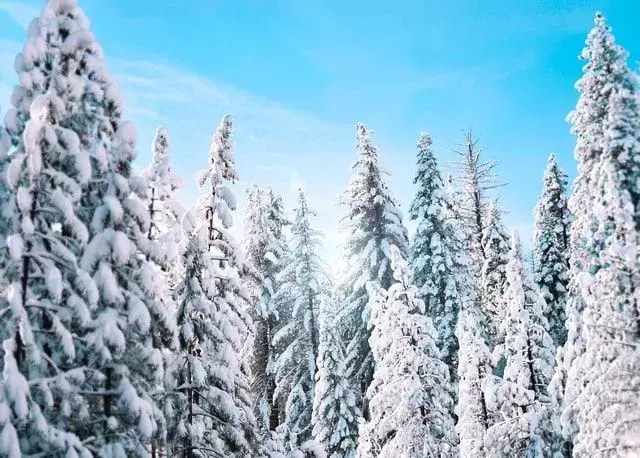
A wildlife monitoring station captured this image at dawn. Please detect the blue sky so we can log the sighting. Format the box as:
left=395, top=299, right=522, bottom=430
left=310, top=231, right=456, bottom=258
left=1, top=0, right=640, bottom=261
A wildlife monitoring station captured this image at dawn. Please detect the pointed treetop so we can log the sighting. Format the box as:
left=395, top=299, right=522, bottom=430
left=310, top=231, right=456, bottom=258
left=355, top=122, right=379, bottom=162
left=197, top=114, right=237, bottom=190
left=152, top=126, right=170, bottom=156
left=594, top=10, right=605, bottom=27
left=418, top=132, right=433, bottom=151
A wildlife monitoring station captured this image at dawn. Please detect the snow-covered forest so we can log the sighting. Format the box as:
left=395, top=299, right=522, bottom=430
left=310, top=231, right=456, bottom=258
left=0, top=1, right=639, bottom=457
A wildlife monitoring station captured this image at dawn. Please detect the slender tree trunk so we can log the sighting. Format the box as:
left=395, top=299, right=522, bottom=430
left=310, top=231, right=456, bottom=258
left=104, top=366, right=113, bottom=439
left=186, top=348, right=194, bottom=458
left=266, top=322, right=279, bottom=431
left=147, top=187, right=156, bottom=240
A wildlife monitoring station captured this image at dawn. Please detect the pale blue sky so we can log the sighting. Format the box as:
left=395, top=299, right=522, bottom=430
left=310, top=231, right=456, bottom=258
left=1, top=0, right=639, bottom=261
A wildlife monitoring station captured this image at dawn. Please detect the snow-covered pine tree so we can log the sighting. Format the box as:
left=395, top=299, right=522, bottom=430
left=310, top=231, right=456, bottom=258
left=243, top=185, right=289, bottom=432
left=452, top=131, right=504, bottom=269
left=78, top=120, right=175, bottom=456
left=169, top=114, right=257, bottom=457
left=0, top=93, right=95, bottom=457
left=0, top=107, right=13, bottom=296
left=533, top=154, right=570, bottom=349
left=409, top=132, right=471, bottom=386
left=273, top=189, right=324, bottom=450
left=144, top=126, right=184, bottom=285
left=357, top=245, right=457, bottom=457
left=141, top=126, right=184, bottom=456
left=312, top=293, right=360, bottom=458
left=554, top=12, right=640, bottom=452
left=484, top=232, right=555, bottom=457
left=480, top=203, right=511, bottom=345
left=454, top=224, right=492, bottom=457
left=570, top=38, right=640, bottom=455
left=336, top=122, right=409, bottom=415
left=6, top=0, right=123, bottom=227
left=456, top=292, right=491, bottom=457
left=167, top=232, right=255, bottom=457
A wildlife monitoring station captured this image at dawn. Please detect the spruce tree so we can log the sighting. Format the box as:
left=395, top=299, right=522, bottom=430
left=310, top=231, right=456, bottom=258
left=6, top=0, right=123, bottom=227
left=175, top=114, right=257, bottom=456
left=357, top=245, right=457, bottom=457
left=336, top=122, right=408, bottom=415
left=0, top=94, right=94, bottom=456
left=78, top=121, right=175, bottom=456
left=533, top=154, right=570, bottom=348
left=312, top=293, right=359, bottom=458
left=571, top=37, right=640, bottom=455
left=273, top=189, right=324, bottom=450
left=480, top=203, right=511, bottom=344
left=555, top=13, right=640, bottom=452
left=484, top=233, right=555, bottom=457
left=243, top=185, right=289, bottom=431
left=169, top=232, right=256, bottom=457
left=143, top=126, right=184, bottom=286
left=409, top=132, right=470, bottom=386
left=455, top=262, right=491, bottom=456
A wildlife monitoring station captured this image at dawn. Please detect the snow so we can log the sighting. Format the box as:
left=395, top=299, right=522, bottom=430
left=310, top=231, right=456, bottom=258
left=0, top=3, right=637, bottom=456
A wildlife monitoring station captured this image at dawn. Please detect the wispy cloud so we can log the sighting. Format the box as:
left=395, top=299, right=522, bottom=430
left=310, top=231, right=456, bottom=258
left=0, top=1, right=38, bottom=30
left=105, top=57, right=353, bottom=260
left=415, top=52, right=537, bottom=91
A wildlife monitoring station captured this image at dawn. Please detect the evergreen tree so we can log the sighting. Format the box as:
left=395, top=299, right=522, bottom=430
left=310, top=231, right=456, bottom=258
left=0, top=107, right=13, bottom=302
left=243, top=185, right=289, bottom=431
left=409, top=132, right=470, bottom=386
left=336, top=122, right=408, bottom=415
left=358, top=245, right=456, bottom=457
left=555, top=12, right=640, bottom=451
left=78, top=120, right=175, bottom=455
left=0, top=94, right=94, bottom=456
left=273, top=189, right=324, bottom=450
left=143, top=126, right=184, bottom=286
left=312, top=293, right=360, bottom=458
left=480, top=203, right=511, bottom=344
left=174, top=114, right=256, bottom=456
left=6, top=0, right=123, bottom=227
left=168, top=232, right=255, bottom=457
left=455, top=262, right=491, bottom=456
left=571, top=39, right=640, bottom=455
left=533, top=154, right=570, bottom=348
left=484, top=233, right=555, bottom=457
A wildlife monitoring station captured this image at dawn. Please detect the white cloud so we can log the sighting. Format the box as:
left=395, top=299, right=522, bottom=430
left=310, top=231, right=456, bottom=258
left=0, top=1, right=38, bottom=30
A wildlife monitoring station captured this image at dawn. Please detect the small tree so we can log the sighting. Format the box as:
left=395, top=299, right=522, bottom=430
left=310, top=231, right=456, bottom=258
left=456, top=280, right=491, bottom=456
left=273, top=189, right=324, bottom=450
left=533, top=154, right=570, bottom=348
left=143, top=126, right=184, bottom=285
left=484, top=233, right=555, bottom=457
left=312, top=293, right=360, bottom=458
left=358, top=245, right=457, bottom=457
left=243, top=185, right=290, bottom=431
left=480, top=203, right=510, bottom=345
